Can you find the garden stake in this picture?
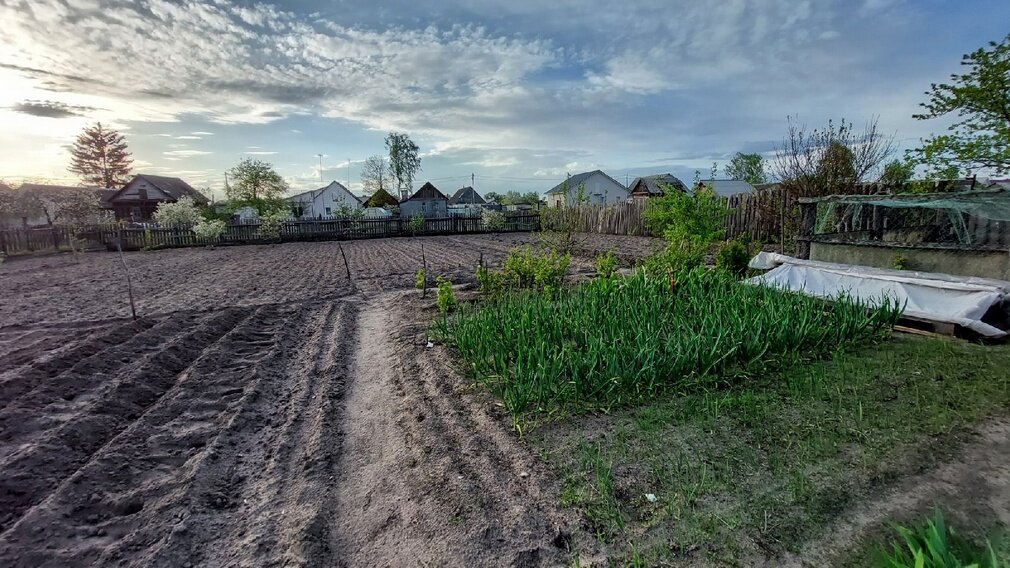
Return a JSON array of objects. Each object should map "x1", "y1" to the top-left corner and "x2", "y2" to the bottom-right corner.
[
  {"x1": 421, "y1": 243, "x2": 427, "y2": 298},
  {"x1": 338, "y1": 242, "x2": 351, "y2": 279},
  {"x1": 116, "y1": 239, "x2": 138, "y2": 321}
]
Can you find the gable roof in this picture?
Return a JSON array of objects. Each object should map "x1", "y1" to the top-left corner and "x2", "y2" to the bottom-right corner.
[
  {"x1": 403, "y1": 182, "x2": 448, "y2": 202},
  {"x1": 448, "y1": 186, "x2": 486, "y2": 205},
  {"x1": 546, "y1": 170, "x2": 625, "y2": 195},
  {"x1": 288, "y1": 180, "x2": 358, "y2": 204},
  {"x1": 629, "y1": 174, "x2": 687, "y2": 196},
  {"x1": 363, "y1": 187, "x2": 399, "y2": 208},
  {"x1": 696, "y1": 179, "x2": 756, "y2": 197},
  {"x1": 109, "y1": 174, "x2": 209, "y2": 204}
]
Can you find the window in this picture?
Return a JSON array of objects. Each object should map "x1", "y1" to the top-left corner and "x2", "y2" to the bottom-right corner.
[{"x1": 325, "y1": 207, "x2": 332, "y2": 215}]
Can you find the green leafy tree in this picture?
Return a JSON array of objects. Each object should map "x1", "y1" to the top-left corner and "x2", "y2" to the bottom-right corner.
[
  {"x1": 385, "y1": 132, "x2": 422, "y2": 199},
  {"x1": 725, "y1": 152, "x2": 767, "y2": 185},
  {"x1": 880, "y1": 159, "x2": 915, "y2": 187},
  {"x1": 226, "y1": 158, "x2": 288, "y2": 214},
  {"x1": 68, "y1": 122, "x2": 133, "y2": 188},
  {"x1": 644, "y1": 183, "x2": 728, "y2": 245},
  {"x1": 500, "y1": 190, "x2": 542, "y2": 205},
  {"x1": 153, "y1": 196, "x2": 203, "y2": 226},
  {"x1": 912, "y1": 34, "x2": 1010, "y2": 175}
]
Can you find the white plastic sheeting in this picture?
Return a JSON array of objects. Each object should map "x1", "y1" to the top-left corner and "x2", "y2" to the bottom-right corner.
[{"x1": 746, "y1": 252, "x2": 1010, "y2": 337}]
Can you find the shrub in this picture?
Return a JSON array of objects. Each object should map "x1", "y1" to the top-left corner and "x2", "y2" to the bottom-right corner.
[
  {"x1": 482, "y1": 208, "x2": 506, "y2": 231},
  {"x1": 436, "y1": 276, "x2": 456, "y2": 314},
  {"x1": 408, "y1": 212, "x2": 425, "y2": 233},
  {"x1": 415, "y1": 267, "x2": 425, "y2": 290},
  {"x1": 643, "y1": 184, "x2": 728, "y2": 245},
  {"x1": 716, "y1": 238, "x2": 751, "y2": 277},
  {"x1": 476, "y1": 264, "x2": 503, "y2": 294},
  {"x1": 193, "y1": 219, "x2": 227, "y2": 242},
  {"x1": 892, "y1": 253, "x2": 909, "y2": 271},
  {"x1": 153, "y1": 196, "x2": 203, "y2": 226},
  {"x1": 877, "y1": 510, "x2": 1001, "y2": 568},
  {"x1": 641, "y1": 239, "x2": 708, "y2": 277},
  {"x1": 502, "y1": 245, "x2": 570, "y2": 292},
  {"x1": 595, "y1": 250, "x2": 618, "y2": 278},
  {"x1": 257, "y1": 210, "x2": 288, "y2": 241}
]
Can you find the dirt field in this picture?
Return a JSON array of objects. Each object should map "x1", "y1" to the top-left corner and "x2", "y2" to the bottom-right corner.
[{"x1": 0, "y1": 234, "x2": 655, "y2": 567}]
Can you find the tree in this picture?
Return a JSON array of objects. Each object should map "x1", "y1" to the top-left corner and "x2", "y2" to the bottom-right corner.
[
  {"x1": 226, "y1": 158, "x2": 288, "y2": 214},
  {"x1": 12, "y1": 182, "x2": 102, "y2": 226},
  {"x1": 68, "y1": 123, "x2": 133, "y2": 188},
  {"x1": 484, "y1": 191, "x2": 504, "y2": 203},
  {"x1": 880, "y1": 159, "x2": 915, "y2": 187},
  {"x1": 360, "y1": 155, "x2": 389, "y2": 194},
  {"x1": 499, "y1": 191, "x2": 542, "y2": 205},
  {"x1": 725, "y1": 152, "x2": 767, "y2": 185},
  {"x1": 912, "y1": 34, "x2": 1010, "y2": 175},
  {"x1": 385, "y1": 132, "x2": 421, "y2": 199},
  {"x1": 774, "y1": 117, "x2": 895, "y2": 196},
  {"x1": 153, "y1": 196, "x2": 203, "y2": 226}
]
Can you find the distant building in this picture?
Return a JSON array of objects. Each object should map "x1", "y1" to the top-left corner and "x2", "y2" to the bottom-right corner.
[
  {"x1": 107, "y1": 175, "x2": 209, "y2": 221},
  {"x1": 362, "y1": 187, "x2": 399, "y2": 208},
  {"x1": 448, "y1": 186, "x2": 486, "y2": 206},
  {"x1": 545, "y1": 170, "x2": 629, "y2": 207},
  {"x1": 399, "y1": 182, "x2": 448, "y2": 218},
  {"x1": 696, "y1": 179, "x2": 756, "y2": 198},
  {"x1": 628, "y1": 174, "x2": 687, "y2": 200},
  {"x1": 288, "y1": 181, "x2": 361, "y2": 219}
]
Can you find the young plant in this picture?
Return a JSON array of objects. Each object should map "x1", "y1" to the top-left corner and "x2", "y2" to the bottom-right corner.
[
  {"x1": 595, "y1": 251, "x2": 618, "y2": 278},
  {"x1": 716, "y1": 238, "x2": 751, "y2": 277},
  {"x1": 877, "y1": 510, "x2": 1001, "y2": 568},
  {"x1": 892, "y1": 253, "x2": 909, "y2": 271},
  {"x1": 436, "y1": 276, "x2": 456, "y2": 314},
  {"x1": 476, "y1": 264, "x2": 502, "y2": 294},
  {"x1": 408, "y1": 212, "x2": 425, "y2": 234},
  {"x1": 415, "y1": 267, "x2": 426, "y2": 290}
]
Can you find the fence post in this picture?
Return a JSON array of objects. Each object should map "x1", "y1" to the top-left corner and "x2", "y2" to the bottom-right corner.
[{"x1": 796, "y1": 201, "x2": 816, "y2": 260}]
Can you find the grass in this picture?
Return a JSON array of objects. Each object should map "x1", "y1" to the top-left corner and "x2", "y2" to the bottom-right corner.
[
  {"x1": 877, "y1": 510, "x2": 1002, "y2": 568},
  {"x1": 437, "y1": 268, "x2": 900, "y2": 428},
  {"x1": 534, "y1": 334, "x2": 1010, "y2": 565}
]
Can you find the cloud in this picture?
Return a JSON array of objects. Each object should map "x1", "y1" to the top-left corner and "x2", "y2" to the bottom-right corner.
[
  {"x1": 163, "y1": 150, "x2": 212, "y2": 157},
  {"x1": 11, "y1": 100, "x2": 96, "y2": 118},
  {"x1": 244, "y1": 151, "x2": 278, "y2": 155},
  {"x1": 191, "y1": 131, "x2": 214, "y2": 135}
]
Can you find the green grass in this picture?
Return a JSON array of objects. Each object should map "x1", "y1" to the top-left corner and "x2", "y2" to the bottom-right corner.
[
  {"x1": 437, "y1": 268, "x2": 900, "y2": 429},
  {"x1": 535, "y1": 334, "x2": 1010, "y2": 565},
  {"x1": 877, "y1": 510, "x2": 1002, "y2": 568}
]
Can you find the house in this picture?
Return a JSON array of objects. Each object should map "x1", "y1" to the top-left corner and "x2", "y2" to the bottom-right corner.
[
  {"x1": 696, "y1": 179, "x2": 756, "y2": 198},
  {"x1": 107, "y1": 175, "x2": 209, "y2": 221},
  {"x1": 628, "y1": 174, "x2": 687, "y2": 200},
  {"x1": 212, "y1": 201, "x2": 259, "y2": 223},
  {"x1": 448, "y1": 186, "x2": 486, "y2": 206},
  {"x1": 288, "y1": 181, "x2": 361, "y2": 219},
  {"x1": 362, "y1": 187, "x2": 399, "y2": 208},
  {"x1": 545, "y1": 170, "x2": 629, "y2": 207},
  {"x1": 399, "y1": 182, "x2": 448, "y2": 218}
]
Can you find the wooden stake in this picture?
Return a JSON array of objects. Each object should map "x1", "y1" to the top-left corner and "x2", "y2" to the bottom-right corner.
[
  {"x1": 479, "y1": 251, "x2": 483, "y2": 269},
  {"x1": 421, "y1": 243, "x2": 427, "y2": 298},
  {"x1": 338, "y1": 242, "x2": 351, "y2": 279},
  {"x1": 116, "y1": 240, "x2": 138, "y2": 321}
]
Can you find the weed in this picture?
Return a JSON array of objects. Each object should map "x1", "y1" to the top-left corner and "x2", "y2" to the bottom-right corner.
[
  {"x1": 436, "y1": 276, "x2": 456, "y2": 314},
  {"x1": 415, "y1": 267, "x2": 425, "y2": 290},
  {"x1": 877, "y1": 510, "x2": 1002, "y2": 567},
  {"x1": 892, "y1": 253, "x2": 910, "y2": 271},
  {"x1": 595, "y1": 250, "x2": 618, "y2": 278}
]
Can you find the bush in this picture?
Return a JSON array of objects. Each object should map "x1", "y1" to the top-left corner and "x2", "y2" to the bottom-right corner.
[
  {"x1": 436, "y1": 277, "x2": 456, "y2": 314},
  {"x1": 408, "y1": 212, "x2": 425, "y2": 233},
  {"x1": 482, "y1": 208, "x2": 506, "y2": 231},
  {"x1": 716, "y1": 238, "x2": 751, "y2": 277},
  {"x1": 595, "y1": 250, "x2": 618, "y2": 278},
  {"x1": 641, "y1": 239, "x2": 708, "y2": 277},
  {"x1": 257, "y1": 210, "x2": 288, "y2": 240},
  {"x1": 476, "y1": 264, "x2": 503, "y2": 294},
  {"x1": 892, "y1": 253, "x2": 909, "y2": 271},
  {"x1": 643, "y1": 184, "x2": 728, "y2": 245},
  {"x1": 503, "y1": 245, "x2": 570, "y2": 293},
  {"x1": 877, "y1": 510, "x2": 1001, "y2": 568},
  {"x1": 153, "y1": 196, "x2": 203, "y2": 227},
  {"x1": 193, "y1": 219, "x2": 227, "y2": 242},
  {"x1": 415, "y1": 267, "x2": 425, "y2": 290}
]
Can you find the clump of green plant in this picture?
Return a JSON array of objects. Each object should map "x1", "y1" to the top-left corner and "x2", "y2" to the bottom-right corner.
[
  {"x1": 502, "y1": 245, "x2": 570, "y2": 292},
  {"x1": 436, "y1": 276, "x2": 456, "y2": 314},
  {"x1": 892, "y1": 253, "x2": 910, "y2": 271},
  {"x1": 476, "y1": 264, "x2": 503, "y2": 294},
  {"x1": 193, "y1": 219, "x2": 227, "y2": 244},
  {"x1": 641, "y1": 239, "x2": 708, "y2": 276},
  {"x1": 415, "y1": 267, "x2": 426, "y2": 290},
  {"x1": 482, "y1": 208, "x2": 506, "y2": 231},
  {"x1": 257, "y1": 210, "x2": 288, "y2": 241},
  {"x1": 716, "y1": 238, "x2": 751, "y2": 277},
  {"x1": 595, "y1": 251, "x2": 618, "y2": 278},
  {"x1": 877, "y1": 510, "x2": 1002, "y2": 568},
  {"x1": 436, "y1": 269, "x2": 901, "y2": 427},
  {"x1": 408, "y1": 212, "x2": 425, "y2": 233},
  {"x1": 643, "y1": 182, "x2": 728, "y2": 245}
]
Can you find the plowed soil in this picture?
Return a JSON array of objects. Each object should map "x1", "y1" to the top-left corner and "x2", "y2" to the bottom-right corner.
[{"x1": 0, "y1": 234, "x2": 652, "y2": 567}]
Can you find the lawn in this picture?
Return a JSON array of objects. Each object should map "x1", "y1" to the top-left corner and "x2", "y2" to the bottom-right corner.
[{"x1": 532, "y1": 333, "x2": 1010, "y2": 566}]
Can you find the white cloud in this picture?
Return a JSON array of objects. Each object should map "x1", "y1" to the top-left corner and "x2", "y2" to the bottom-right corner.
[{"x1": 163, "y1": 150, "x2": 212, "y2": 157}]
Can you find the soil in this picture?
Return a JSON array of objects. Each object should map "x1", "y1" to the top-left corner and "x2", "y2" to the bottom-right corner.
[{"x1": 0, "y1": 234, "x2": 638, "y2": 567}]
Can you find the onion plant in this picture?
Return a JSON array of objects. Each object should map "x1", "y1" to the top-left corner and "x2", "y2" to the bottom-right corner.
[{"x1": 435, "y1": 268, "x2": 901, "y2": 429}]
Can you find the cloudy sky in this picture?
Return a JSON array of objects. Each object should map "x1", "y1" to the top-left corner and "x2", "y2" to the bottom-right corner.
[{"x1": 0, "y1": 0, "x2": 1005, "y2": 197}]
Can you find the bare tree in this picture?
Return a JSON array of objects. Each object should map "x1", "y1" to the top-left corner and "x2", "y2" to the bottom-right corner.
[
  {"x1": 360, "y1": 155, "x2": 389, "y2": 194},
  {"x1": 773, "y1": 116, "x2": 896, "y2": 196}
]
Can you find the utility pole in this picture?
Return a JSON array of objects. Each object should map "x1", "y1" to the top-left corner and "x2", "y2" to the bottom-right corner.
[
  {"x1": 317, "y1": 154, "x2": 323, "y2": 184},
  {"x1": 471, "y1": 172, "x2": 475, "y2": 205},
  {"x1": 348, "y1": 158, "x2": 351, "y2": 190}
]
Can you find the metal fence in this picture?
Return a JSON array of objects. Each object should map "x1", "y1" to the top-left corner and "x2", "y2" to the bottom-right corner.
[{"x1": 0, "y1": 213, "x2": 541, "y2": 256}]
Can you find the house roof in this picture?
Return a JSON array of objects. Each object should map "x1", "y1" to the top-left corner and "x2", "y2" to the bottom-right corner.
[
  {"x1": 696, "y1": 179, "x2": 756, "y2": 197},
  {"x1": 448, "y1": 186, "x2": 486, "y2": 205},
  {"x1": 403, "y1": 182, "x2": 448, "y2": 202},
  {"x1": 546, "y1": 170, "x2": 625, "y2": 195},
  {"x1": 109, "y1": 174, "x2": 209, "y2": 204},
  {"x1": 629, "y1": 174, "x2": 686, "y2": 196},
  {"x1": 363, "y1": 187, "x2": 399, "y2": 208},
  {"x1": 288, "y1": 180, "x2": 359, "y2": 204}
]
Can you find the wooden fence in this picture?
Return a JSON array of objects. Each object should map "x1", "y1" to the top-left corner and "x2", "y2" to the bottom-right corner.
[{"x1": 0, "y1": 213, "x2": 541, "y2": 256}]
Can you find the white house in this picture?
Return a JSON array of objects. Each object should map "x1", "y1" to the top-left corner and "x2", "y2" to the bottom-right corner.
[
  {"x1": 288, "y1": 181, "x2": 361, "y2": 219},
  {"x1": 545, "y1": 170, "x2": 629, "y2": 207}
]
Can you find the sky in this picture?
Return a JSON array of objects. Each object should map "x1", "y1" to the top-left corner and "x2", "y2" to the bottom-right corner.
[{"x1": 0, "y1": 0, "x2": 1006, "y2": 199}]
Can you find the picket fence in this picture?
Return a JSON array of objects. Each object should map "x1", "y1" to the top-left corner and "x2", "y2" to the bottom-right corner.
[{"x1": 0, "y1": 213, "x2": 541, "y2": 256}]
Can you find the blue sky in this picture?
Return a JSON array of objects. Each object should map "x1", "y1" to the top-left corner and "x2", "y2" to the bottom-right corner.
[{"x1": 0, "y1": 0, "x2": 1005, "y2": 198}]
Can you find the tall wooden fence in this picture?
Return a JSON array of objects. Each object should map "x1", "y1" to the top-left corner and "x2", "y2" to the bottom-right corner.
[{"x1": 0, "y1": 213, "x2": 541, "y2": 256}]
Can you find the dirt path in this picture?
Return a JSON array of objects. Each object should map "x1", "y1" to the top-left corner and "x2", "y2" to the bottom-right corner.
[
  {"x1": 773, "y1": 419, "x2": 1010, "y2": 567},
  {"x1": 331, "y1": 292, "x2": 585, "y2": 567}
]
